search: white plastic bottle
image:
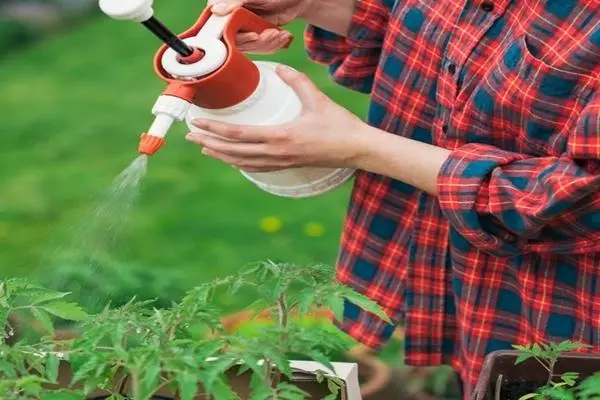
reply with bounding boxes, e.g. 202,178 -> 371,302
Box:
185,61 -> 355,198
99,0 -> 355,198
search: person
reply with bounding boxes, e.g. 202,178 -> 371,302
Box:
186,0 -> 600,397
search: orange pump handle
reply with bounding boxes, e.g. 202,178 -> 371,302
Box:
153,6 -> 292,109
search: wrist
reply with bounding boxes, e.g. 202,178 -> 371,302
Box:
300,0 -> 356,36
346,123 -> 382,169
297,0 -> 317,21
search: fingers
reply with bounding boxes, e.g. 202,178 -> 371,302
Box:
237,29 -> 291,54
275,65 -> 320,106
201,148 -> 291,172
211,0 -> 245,15
186,132 -> 272,157
236,32 -> 260,45
190,119 -> 286,142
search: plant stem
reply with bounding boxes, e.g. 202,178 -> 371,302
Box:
264,358 -> 272,388
272,293 -> 289,387
546,358 -> 557,387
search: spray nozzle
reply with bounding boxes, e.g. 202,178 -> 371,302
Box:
138,134 -> 165,156
100,0 -> 292,157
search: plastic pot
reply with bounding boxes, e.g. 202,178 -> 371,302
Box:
220,309 -> 395,399
473,350 -> 600,400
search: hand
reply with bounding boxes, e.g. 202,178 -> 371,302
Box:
186,66 -> 366,173
211,0 -> 313,53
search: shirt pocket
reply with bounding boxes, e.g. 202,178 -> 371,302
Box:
462,33 -> 595,156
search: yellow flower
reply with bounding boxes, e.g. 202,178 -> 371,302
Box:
259,216 -> 283,233
304,222 -> 325,237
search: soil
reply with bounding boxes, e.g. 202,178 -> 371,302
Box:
498,380 -> 542,400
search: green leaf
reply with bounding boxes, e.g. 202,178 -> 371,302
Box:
554,341 -> 586,354
560,372 -> 579,386
306,351 -> 335,374
31,308 -> 55,335
177,372 -> 198,400
326,297 -> 344,322
578,372 -> 600,399
203,356 -> 237,394
40,390 -> 86,400
342,291 -> 391,323
140,356 -> 161,398
71,358 -> 99,385
210,377 -> 239,400
515,353 -> 535,365
531,344 -> 543,357
0,359 -> 17,379
19,290 -> 70,306
326,377 -> 342,397
518,393 -> 541,400
40,302 -> 88,321
540,386 -> 575,400
45,353 -> 60,383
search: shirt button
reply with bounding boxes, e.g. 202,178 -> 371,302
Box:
481,2 -> 494,12
447,63 -> 457,75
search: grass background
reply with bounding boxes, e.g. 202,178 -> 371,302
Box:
0,0 -> 369,308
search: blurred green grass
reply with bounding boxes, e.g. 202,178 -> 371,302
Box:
0,0 -> 368,302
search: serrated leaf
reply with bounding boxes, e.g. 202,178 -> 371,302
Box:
71,358 -> 99,385
342,292 -> 391,323
554,341 -> 586,354
31,308 -> 55,335
140,357 -> 161,398
40,302 -> 88,321
210,377 -> 239,400
203,357 -> 236,393
540,386 -> 575,400
578,372 -> 600,398
0,359 -> 17,379
238,353 -> 265,379
20,290 -> 71,306
326,377 -> 342,396
326,297 -> 344,322
177,372 -> 198,400
40,389 -> 86,400
512,344 -> 531,353
296,290 -> 315,315
45,353 -> 60,383
560,372 -> 579,386
515,353 -> 534,365
306,351 -> 335,374
531,343 -> 543,357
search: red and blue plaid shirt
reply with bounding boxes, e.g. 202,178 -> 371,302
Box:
305,0 -> 600,395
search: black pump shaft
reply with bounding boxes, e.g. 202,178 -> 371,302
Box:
142,17 -> 194,57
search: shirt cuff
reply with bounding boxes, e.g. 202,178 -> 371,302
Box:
437,143 -> 528,256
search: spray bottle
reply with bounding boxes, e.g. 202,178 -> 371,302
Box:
98,0 -> 355,198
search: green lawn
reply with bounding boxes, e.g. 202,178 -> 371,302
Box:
0,0 -> 368,308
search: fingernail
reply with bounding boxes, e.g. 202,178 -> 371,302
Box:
201,148 -> 208,155
276,64 -> 294,74
192,118 -> 207,126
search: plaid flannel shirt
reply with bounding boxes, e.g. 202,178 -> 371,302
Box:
305,0 -> 600,394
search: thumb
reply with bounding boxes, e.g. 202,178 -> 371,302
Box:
211,0 -> 245,15
276,65 -> 320,106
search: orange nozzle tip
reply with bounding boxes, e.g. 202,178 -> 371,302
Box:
138,134 -> 165,156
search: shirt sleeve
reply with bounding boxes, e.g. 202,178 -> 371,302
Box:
437,94 -> 600,257
304,0 -> 393,93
